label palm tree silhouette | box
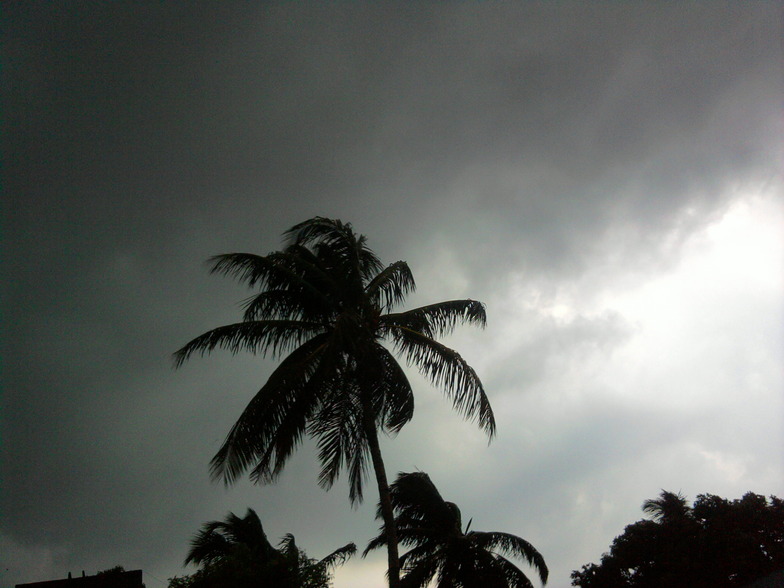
[642,490,691,523]
[364,472,548,588]
[174,217,494,587]
[184,508,355,588]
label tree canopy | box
[571,490,784,588]
[168,508,355,588]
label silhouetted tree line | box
[571,490,784,588]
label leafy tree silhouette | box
[169,508,354,588]
[365,472,548,587]
[571,490,784,588]
[174,217,493,587]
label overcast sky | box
[3,3,783,587]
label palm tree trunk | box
[362,402,401,588]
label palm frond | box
[435,553,466,588]
[310,378,369,503]
[278,533,301,566]
[316,542,357,570]
[245,335,349,486]
[365,521,446,558]
[185,529,232,566]
[283,217,348,247]
[365,261,416,311]
[356,233,385,281]
[368,345,414,434]
[208,336,329,485]
[240,289,329,323]
[309,346,410,503]
[281,243,345,301]
[471,531,548,584]
[461,548,510,588]
[385,328,496,437]
[383,299,486,338]
[173,320,324,367]
[246,392,323,486]
[208,252,275,286]
[209,252,330,298]
[284,217,384,282]
[400,556,442,588]
[345,425,370,505]
[493,554,537,588]
[396,528,443,550]
[362,533,387,558]
[398,542,441,569]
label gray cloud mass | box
[3,3,782,587]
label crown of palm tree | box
[365,472,549,588]
[642,490,692,523]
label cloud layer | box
[4,4,782,587]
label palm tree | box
[642,490,691,524]
[364,472,548,588]
[183,507,355,588]
[174,217,494,587]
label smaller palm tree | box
[277,533,357,588]
[364,472,548,587]
[642,490,691,524]
[184,508,355,588]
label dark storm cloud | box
[3,2,781,586]
[8,4,780,266]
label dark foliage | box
[174,218,492,498]
[571,490,784,588]
[175,217,492,587]
[168,508,355,588]
[365,472,548,587]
